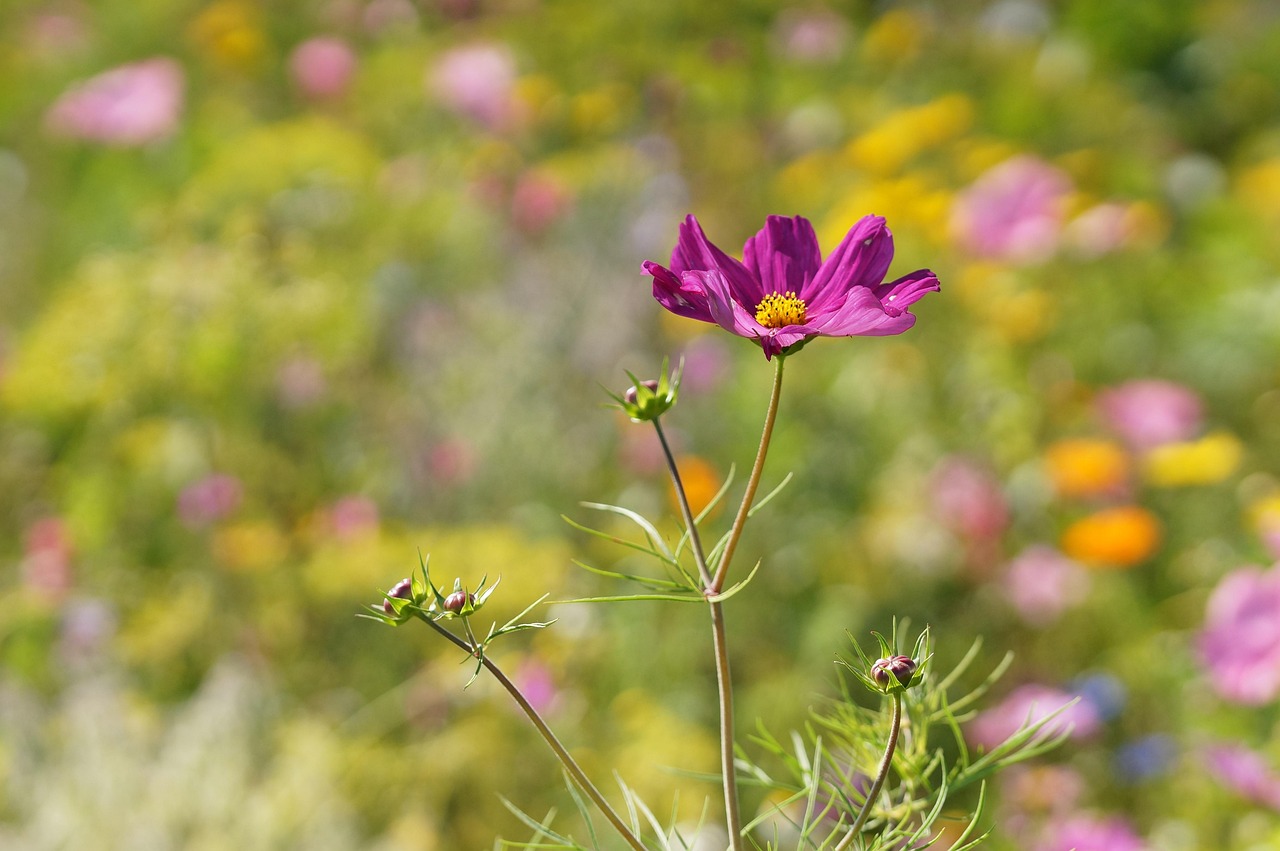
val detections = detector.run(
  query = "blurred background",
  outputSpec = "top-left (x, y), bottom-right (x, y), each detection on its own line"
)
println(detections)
top-left (4, 0), bottom-right (1280, 848)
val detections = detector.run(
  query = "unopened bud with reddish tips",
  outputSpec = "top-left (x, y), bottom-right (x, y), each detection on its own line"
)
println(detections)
top-left (624, 380), bottom-right (660, 405)
top-left (871, 655), bottom-right (917, 690)
top-left (383, 577), bottom-right (413, 614)
top-left (614, 359), bottom-right (681, 423)
top-left (443, 589), bottom-right (474, 614)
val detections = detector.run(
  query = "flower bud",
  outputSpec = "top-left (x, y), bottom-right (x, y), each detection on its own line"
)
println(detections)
top-left (383, 577), bottom-right (413, 614)
top-left (443, 589), bottom-right (474, 614)
top-left (871, 655), bottom-right (917, 690)
top-left (616, 362), bottom-right (680, 423)
top-left (624, 380), bottom-right (660, 405)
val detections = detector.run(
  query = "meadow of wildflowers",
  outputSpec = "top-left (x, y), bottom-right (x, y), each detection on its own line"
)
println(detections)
top-left (5, 0), bottom-right (1280, 848)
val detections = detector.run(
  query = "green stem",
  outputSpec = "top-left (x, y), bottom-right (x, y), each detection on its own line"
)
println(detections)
top-left (653, 418), bottom-right (744, 850)
top-left (710, 354), bottom-right (786, 595)
top-left (835, 692), bottom-right (903, 849)
top-left (653, 418), bottom-right (714, 589)
top-left (420, 616), bottom-right (647, 851)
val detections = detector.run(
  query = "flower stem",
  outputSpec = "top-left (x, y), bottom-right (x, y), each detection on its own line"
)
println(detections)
top-left (653, 418), bottom-right (745, 850)
top-left (710, 353), bottom-right (786, 595)
top-left (419, 615), bottom-right (647, 851)
top-left (653, 418), bottom-right (714, 589)
top-left (834, 692), bottom-right (903, 849)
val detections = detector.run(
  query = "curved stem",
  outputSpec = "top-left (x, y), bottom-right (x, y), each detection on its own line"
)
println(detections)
top-left (710, 354), bottom-right (786, 594)
top-left (653, 418), bottom-right (713, 589)
top-left (420, 616), bottom-right (647, 851)
top-left (835, 692), bottom-right (903, 849)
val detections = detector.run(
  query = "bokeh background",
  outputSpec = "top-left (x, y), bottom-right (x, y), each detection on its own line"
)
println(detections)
top-left (5, 0), bottom-right (1280, 848)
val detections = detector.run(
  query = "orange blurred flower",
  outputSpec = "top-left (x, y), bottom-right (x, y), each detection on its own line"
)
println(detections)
top-left (672, 455), bottom-right (724, 519)
top-left (1044, 438), bottom-right (1131, 499)
top-left (1060, 506), bottom-right (1161, 569)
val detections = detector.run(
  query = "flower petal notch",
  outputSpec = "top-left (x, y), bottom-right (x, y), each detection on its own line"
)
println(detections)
top-left (643, 214), bottom-right (939, 359)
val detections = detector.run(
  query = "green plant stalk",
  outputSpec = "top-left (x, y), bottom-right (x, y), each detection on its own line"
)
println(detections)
top-left (654, 417), bottom-right (743, 850)
top-left (834, 692), bottom-right (904, 850)
top-left (710, 354), bottom-right (786, 595)
top-left (419, 615), bottom-right (647, 851)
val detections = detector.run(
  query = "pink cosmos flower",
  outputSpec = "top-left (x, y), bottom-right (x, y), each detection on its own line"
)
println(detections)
top-left (289, 37), bottom-right (357, 100)
top-left (1096, 379), bottom-right (1203, 451)
top-left (643, 215), bottom-right (939, 359)
top-left (1198, 565), bottom-right (1280, 705)
top-left (22, 517), bottom-right (74, 598)
top-left (931, 455), bottom-right (1009, 541)
top-left (428, 43), bottom-right (520, 132)
top-left (950, 155), bottom-right (1072, 263)
top-left (1003, 545), bottom-right (1090, 626)
top-left (178, 474), bottom-right (242, 528)
top-left (968, 684), bottom-right (1101, 750)
top-left (1204, 742), bottom-right (1280, 809)
top-left (1036, 814), bottom-right (1146, 851)
top-left (44, 57), bottom-right (184, 146)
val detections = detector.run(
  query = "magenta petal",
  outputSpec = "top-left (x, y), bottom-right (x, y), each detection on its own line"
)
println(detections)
top-left (743, 215), bottom-right (822, 297)
top-left (874, 269), bottom-right (940, 317)
top-left (811, 287), bottom-right (917, 337)
top-left (805, 215), bottom-right (894, 310)
top-left (672, 215), bottom-right (762, 307)
top-left (644, 260), bottom-right (714, 322)
top-left (690, 270), bottom-right (763, 338)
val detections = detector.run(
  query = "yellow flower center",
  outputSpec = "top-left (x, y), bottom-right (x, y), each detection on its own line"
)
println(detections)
top-left (754, 291), bottom-right (807, 328)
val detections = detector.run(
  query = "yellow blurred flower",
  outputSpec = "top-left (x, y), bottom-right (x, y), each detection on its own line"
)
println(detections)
top-left (672, 455), bottom-right (724, 519)
top-left (1060, 505), bottom-right (1161, 569)
top-left (1142, 431), bottom-right (1243, 487)
top-left (822, 173), bottom-right (952, 246)
top-left (188, 0), bottom-right (267, 71)
top-left (951, 261), bottom-right (1057, 343)
top-left (844, 94), bottom-right (974, 176)
top-left (1044, 438), bottom-right (1132, 499)
top-left (1237, 157), bottom-right (1280, 223)
top-left (214, 520), bottom-right (290, 573)
top-left (862, 9), bottom-right (927, 64)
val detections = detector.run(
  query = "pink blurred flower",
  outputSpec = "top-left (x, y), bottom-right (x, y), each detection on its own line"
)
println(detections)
top-left (1204, 742), bottom-right (1280, 810)
top-left (1065, 203), bottom-right (1132, 258)
top-left (178, 474), bottom-right (242, 528)
top-left (771, 9), bottom-right (850, 63)
top-left (428, 43), bottom-right (521, 131)
top-left (1037, 814), bottom-right (1146, 851)
top-left (290, 37), bottom-right (357, 100)
top-left (513, 658), bottom-right (560, 715)
top-left (950, 155), bottom-right (1072, 263)
top-left (1003, 545), bottom-right (1090, 626)
top-left (677, 334), bottom-right (731, 395)
top-left (276, 355), bottom-right (327, 407)
top-left (1198, 565), bottom-right (1280, 705)
top-left (328, 495), bottom-right (379, 540)
top-left (21, 517), bottom-right (74, 598)
top-left (1096, 379), bottom-right (1203, 452)
top-left (931, 455), bottom-right (1010, 541)
top-left (426, 437), bottom-right (476, 486)
top-left (510, 170), bottom-right (573, 236)
top-left (44, 57), bottom-right (184, 145)
top-left (969, 684), bottom-right (1101, 750)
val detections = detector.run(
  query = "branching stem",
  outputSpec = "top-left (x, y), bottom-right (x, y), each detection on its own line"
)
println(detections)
top-left (419, 615), bottom-right (647, 851)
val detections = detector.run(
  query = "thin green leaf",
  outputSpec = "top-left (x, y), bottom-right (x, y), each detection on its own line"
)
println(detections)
top-left (577, 502), bottom-right (676, 562)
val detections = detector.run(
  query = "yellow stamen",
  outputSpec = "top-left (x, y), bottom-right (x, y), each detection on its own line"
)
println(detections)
top-left (754, 291), bottom-right (807, 328)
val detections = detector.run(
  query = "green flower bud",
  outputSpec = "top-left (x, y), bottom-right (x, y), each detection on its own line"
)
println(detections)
top-left (615, 360), bottom-right (681, 423)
